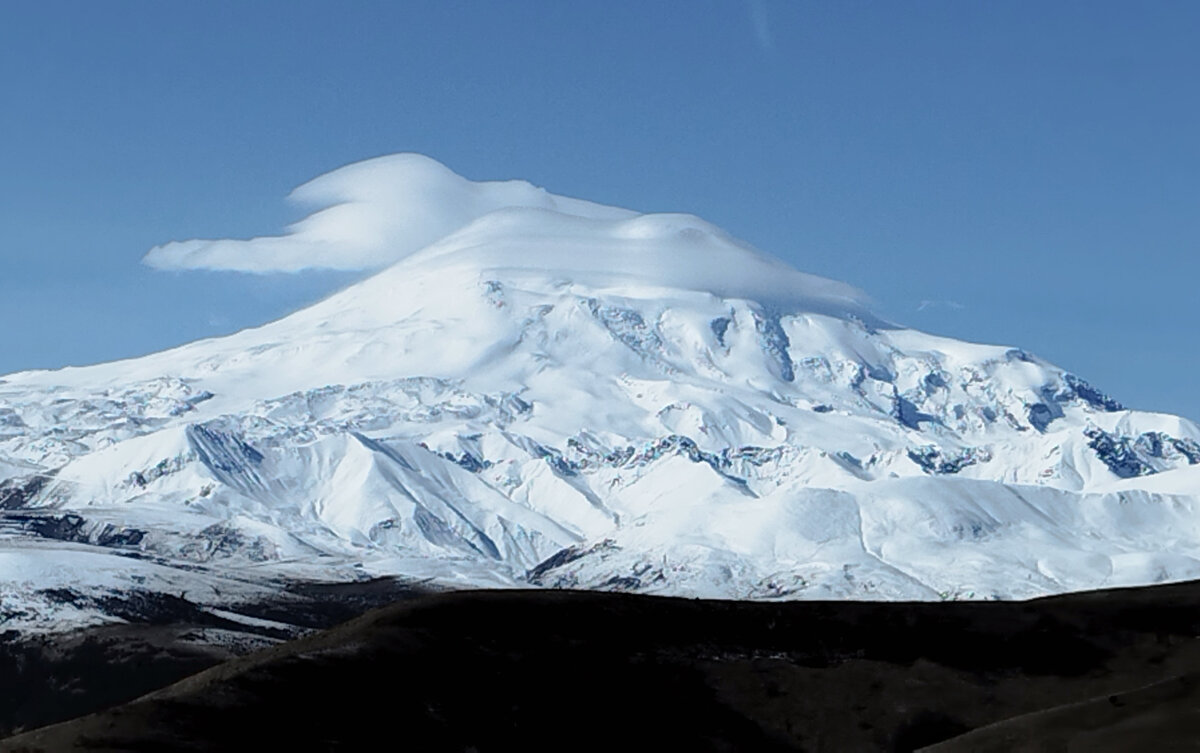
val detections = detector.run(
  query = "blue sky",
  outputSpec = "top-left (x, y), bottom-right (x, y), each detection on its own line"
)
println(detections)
top-left (2, 1), bottom-right (1198, 419)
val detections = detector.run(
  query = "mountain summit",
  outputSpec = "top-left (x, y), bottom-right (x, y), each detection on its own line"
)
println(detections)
top-left (4, 155), bottom-right (1200, 633)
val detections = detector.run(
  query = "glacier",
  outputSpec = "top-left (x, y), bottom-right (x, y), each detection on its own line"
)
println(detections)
top-left (4, 153), bottom-right (1200, 634)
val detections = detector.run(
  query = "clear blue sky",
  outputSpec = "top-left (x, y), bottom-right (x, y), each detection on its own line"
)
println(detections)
top-left (2, 1), bottom-right (1198, 419)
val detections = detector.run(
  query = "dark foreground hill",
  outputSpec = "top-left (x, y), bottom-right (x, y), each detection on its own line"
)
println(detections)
top-left (0, 578), bottom-right (431, 739)
top-left (8, 582), bottom-right (1200, 752)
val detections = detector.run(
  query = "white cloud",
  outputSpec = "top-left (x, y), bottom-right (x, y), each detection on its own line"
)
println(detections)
top-left (142, 153), bottom-right (633, 274)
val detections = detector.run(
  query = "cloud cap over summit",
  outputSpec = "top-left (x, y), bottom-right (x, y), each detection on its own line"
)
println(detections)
top-left (142, 153), bottom-right (637, 274)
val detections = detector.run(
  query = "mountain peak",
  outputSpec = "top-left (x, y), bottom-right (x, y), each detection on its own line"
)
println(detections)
top-left (6, 156), bottom-right (1200, 635)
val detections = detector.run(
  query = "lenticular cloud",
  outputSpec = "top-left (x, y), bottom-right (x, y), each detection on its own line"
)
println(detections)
top-left (142, 153), bottom-right (636, 273)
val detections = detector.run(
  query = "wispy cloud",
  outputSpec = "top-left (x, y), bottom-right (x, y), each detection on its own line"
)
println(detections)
top-left (917, 299), bottom-right (966, 312)
top-left (747, 0), bottom-right (774, 53)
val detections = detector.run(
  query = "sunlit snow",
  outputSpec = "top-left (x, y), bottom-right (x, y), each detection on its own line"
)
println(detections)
top-left (4, 154), bottom-right (1200, 634)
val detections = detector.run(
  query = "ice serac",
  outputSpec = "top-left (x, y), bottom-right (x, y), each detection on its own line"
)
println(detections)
top-left (4, 153), bottom-right (1200, 633)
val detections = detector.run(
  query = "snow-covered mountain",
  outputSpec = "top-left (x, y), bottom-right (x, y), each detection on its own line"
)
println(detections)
top-left (4, 154), bottom-right (1200, 633)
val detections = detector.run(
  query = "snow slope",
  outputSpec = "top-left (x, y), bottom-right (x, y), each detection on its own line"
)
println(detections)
top-left (4, 154), bottom-right (1200, 632)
